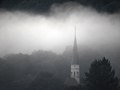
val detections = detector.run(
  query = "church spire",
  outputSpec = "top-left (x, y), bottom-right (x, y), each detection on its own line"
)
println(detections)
top-left (73, 27), bottom-right (79, 64)
top-left (64, 27), bottom-right (80, 86)
top-left (70, 27), bottom-right (80, 84)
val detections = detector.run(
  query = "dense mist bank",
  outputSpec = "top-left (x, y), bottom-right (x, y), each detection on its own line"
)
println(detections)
top-left (0, 4), bottom-right (120, 56)
top-left (0, 47), bottom-right (119, 90)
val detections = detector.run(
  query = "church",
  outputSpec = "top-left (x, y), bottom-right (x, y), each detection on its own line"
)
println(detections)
top-left (64, 29), bottom-right (80, 88)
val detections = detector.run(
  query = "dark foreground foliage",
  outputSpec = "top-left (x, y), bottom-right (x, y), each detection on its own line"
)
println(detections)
top-left (85, 57), bottom-right (119, 90)
top-left (0, 50), bottom-right (119, 90)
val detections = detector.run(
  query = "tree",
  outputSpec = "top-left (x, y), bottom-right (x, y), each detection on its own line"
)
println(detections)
top-left (28, 72), bottom-right (64, 90)
top-left (85, 57), bottom-right (119, 90)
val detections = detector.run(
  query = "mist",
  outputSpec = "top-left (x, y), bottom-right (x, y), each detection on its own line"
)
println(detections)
top-left (0, 1), bottom-right (120, 90)
top-left (0, 2), bottom-right (120, 57)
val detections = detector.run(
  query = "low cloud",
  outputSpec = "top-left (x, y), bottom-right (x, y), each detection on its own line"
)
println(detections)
top-left (0, 2), bottom-right (120, 57)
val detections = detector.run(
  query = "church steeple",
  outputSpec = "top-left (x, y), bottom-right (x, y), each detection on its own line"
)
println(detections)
top-left (73, 28), bottom-right (79, 64)
top-left (64, 27), bottom-right (80, 87)
top-left (71, 27), bottom-right (80, 84)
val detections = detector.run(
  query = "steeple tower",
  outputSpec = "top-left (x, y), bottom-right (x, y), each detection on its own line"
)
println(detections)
top-left (71, 28), bottom-right (80, 84)
top-left (73, 28), bottom-right (79, 64)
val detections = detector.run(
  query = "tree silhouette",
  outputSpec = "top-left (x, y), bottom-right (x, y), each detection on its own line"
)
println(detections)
top-left (85, 57), bottom-right (119, 90)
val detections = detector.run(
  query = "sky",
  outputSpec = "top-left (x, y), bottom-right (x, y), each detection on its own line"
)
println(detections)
top-left (0, 2), bottom-right (120, 56)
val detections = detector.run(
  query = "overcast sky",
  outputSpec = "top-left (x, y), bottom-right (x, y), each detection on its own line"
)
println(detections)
top-left (0, 2), bottom-right (120, 56)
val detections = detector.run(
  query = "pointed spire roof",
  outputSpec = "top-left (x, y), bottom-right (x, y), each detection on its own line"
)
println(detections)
top-left (72, 27), bottom-right (79, 64)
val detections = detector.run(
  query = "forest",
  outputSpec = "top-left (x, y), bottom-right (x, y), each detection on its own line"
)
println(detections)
top-left (0, 47), bottom-right (119, 90)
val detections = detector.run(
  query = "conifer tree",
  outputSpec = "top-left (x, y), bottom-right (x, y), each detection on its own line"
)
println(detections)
top-left (85, 57), bottom-right (119, 90)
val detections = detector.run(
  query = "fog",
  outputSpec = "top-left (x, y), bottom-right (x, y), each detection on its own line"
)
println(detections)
top-left (0, 2), bottom-right (120, 57)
